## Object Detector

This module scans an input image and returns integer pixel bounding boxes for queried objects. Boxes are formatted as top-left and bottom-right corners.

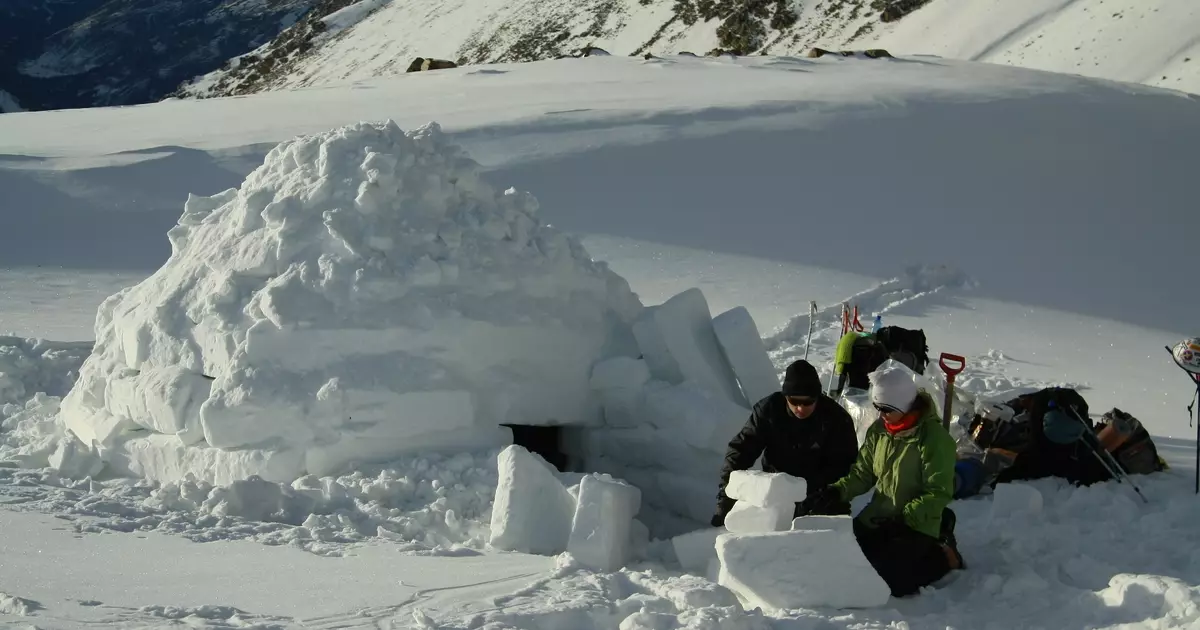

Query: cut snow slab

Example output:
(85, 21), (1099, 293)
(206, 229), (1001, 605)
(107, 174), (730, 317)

(566, 473), (641, 572)
(717, 529), (890, 611)
(632, 288), (745, 405)
(56, 119), (643, 485)
(712, 306), (779, 407)
(489, 445), (576, 556)
(671, 526), (725, 574)
(726, 470), (808, 507)
(723, 501), (793, 534)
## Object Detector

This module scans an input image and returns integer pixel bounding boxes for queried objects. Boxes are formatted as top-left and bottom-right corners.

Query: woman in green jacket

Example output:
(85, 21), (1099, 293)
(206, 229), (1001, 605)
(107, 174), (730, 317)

(800, 365), (965, 597)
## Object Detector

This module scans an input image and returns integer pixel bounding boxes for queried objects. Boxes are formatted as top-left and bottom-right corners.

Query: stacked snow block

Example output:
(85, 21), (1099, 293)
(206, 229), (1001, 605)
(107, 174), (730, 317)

(716, 515), (890, 611)
(723, 470), (808, 533)
(584, 288), (783, 534)
(489, 445), (645, 572)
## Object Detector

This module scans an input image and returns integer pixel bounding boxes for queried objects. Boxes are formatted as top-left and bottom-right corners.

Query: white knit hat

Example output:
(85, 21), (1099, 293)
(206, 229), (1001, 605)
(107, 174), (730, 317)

(869, 366), (918, 412)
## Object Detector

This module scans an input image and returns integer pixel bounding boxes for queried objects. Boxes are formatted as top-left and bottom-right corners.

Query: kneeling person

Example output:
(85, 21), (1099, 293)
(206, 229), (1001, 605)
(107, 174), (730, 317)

(712, 360), (859, 526)
(800, 365), (964, 597)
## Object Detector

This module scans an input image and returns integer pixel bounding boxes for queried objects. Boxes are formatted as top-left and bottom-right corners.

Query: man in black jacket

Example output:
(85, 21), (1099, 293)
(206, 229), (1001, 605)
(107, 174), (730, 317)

(711, 359), (860, 526)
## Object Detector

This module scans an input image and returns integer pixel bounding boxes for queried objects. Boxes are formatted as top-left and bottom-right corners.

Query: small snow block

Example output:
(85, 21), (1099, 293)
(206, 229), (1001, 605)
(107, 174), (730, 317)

(791, 514), (854, 533)
(489, 445), (576, 556)
(671, 526), (725, 573)
(567, 473), (642, 572)
(49, 434), (104, 479)
(990, 483), (1044, 519)
(590, 357), (651, 390)
(726, 470), (808, 507)
(724, 501), (793, 533)
(631, 289), (745, 405)
(717, 529), (890, 611)
(712, 307), (780, 407)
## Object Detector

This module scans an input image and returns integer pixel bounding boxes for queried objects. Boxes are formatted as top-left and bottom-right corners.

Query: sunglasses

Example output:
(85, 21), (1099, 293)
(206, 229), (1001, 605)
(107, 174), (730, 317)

(786, 396), (818, 407)
(873, 403), (903, 415)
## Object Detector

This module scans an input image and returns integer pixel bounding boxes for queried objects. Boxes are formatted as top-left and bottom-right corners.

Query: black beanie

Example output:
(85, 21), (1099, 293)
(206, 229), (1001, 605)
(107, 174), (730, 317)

(781, 360), (822, 397)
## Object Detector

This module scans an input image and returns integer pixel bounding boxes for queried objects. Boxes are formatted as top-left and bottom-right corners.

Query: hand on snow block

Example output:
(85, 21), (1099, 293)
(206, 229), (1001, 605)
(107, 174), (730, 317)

(726, 470), (808, 507)
(723, 501), (793, 533)
(716, 529), (890, 611)
(489, 445), (576, 556)
(566, 473), (642, 572)
(631, 288), (745, 405)
(712, 307), (780, 408)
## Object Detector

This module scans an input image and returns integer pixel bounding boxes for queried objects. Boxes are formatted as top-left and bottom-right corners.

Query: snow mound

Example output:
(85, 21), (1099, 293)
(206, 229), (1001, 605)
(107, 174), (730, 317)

(58, 120), (642, 485)
(0, 592), (41, 616)
(0, 336), (91, 411)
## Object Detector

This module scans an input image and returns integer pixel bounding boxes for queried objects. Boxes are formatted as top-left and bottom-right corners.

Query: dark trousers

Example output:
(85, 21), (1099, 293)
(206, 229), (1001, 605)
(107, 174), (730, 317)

(852, 508), (959, 597)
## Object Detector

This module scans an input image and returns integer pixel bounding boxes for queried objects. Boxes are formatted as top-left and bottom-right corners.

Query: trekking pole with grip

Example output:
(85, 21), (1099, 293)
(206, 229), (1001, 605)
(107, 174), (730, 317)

(1165, 341), (1200, 494)
(1064, 404), (1149, 504)
(804, 301), (817, 361)
(938, 353), (966, 430)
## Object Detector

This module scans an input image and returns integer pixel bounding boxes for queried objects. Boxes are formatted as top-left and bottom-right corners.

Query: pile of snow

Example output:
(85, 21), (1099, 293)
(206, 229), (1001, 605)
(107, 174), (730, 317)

(0, 592), (40, 616)
(321, 0), (391, 36)
(583, 288), (782, 536)
(57, 119), (643, 485)
(0, 337), (91, 411)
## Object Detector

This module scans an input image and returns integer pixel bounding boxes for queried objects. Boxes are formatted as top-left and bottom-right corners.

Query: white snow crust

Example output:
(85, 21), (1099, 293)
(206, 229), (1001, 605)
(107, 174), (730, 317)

(57, 120), (642, 485)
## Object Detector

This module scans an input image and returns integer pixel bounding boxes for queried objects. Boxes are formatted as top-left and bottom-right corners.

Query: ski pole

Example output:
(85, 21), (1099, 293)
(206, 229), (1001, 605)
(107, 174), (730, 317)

(804, 301), (817, 361)
(938, 353), (966, 429)
(1066, 404), (1149, 503)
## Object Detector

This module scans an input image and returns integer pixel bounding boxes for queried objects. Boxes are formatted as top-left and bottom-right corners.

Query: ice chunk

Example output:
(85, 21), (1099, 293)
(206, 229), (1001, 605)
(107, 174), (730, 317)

(567, 473), (642, 572)
(712, 307), (780, 407)
(991, 483), (1044, 518)
(671, 526), (725, 573)
(49, 434), (104, 479)
(726, 470), (808, 507)
(723, 501), (793, 533)
(489, 445), (576, 555)
(590, 357), (651, 390)
(717, 530), (890, 611)
(632, 288), (745, 405)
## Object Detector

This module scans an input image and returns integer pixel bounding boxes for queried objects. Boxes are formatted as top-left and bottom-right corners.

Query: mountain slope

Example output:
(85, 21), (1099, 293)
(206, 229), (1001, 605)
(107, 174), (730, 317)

(2, 0), (320, 112)
(175, 0), (1200, 99)
(0, 90), (22, 114)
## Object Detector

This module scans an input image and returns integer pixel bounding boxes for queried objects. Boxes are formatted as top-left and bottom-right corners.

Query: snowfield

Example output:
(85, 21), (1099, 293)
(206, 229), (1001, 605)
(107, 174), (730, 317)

(2, 53), (1200, 629)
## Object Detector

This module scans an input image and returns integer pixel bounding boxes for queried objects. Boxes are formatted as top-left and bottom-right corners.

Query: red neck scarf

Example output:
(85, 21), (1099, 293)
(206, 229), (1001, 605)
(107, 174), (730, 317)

(884, 410), (921, 435)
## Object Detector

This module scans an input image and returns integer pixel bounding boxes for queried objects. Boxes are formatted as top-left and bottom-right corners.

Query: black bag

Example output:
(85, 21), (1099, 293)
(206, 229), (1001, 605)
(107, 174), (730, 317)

(875, 326), (930, 375)
(1100, 409), (1167, 475)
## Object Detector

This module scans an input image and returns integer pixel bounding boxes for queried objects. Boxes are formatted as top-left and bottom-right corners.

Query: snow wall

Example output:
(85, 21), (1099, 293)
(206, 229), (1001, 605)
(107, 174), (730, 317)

(53, 119), (779, 538)
(58, 120), (648, 485)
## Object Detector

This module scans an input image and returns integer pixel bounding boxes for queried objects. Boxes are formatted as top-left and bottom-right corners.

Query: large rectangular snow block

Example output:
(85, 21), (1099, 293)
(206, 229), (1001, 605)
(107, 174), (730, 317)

(671, 526), (725, 574)
(632, 289), (745, 405)
(726, 470), (808, 507)
(724, 501), (793, 533)
(712, 307), (780, 407)
(489, 445), (576, 556)
(567, 473), (642, 572)
(716, 530), (890, 611)
(640, 381), (749, 452)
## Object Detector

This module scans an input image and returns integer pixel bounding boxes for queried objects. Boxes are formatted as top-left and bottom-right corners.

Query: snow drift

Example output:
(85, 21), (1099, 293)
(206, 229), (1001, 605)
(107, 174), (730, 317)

(58, 120), (643, 485)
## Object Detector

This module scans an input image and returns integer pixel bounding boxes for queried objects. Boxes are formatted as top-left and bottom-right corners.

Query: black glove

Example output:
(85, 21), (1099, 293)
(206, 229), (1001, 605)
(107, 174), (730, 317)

(796, 485), (839, 517)
(710, 512), (725, 528)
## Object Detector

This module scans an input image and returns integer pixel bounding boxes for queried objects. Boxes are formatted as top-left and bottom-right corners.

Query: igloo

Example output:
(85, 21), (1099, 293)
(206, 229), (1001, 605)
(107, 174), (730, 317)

(58, 120), (644, 485)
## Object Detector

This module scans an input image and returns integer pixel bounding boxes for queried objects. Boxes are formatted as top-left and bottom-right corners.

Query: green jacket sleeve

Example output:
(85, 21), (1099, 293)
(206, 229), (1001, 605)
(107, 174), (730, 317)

(833, 426), (878, 500)
(902, 427), (956, 536)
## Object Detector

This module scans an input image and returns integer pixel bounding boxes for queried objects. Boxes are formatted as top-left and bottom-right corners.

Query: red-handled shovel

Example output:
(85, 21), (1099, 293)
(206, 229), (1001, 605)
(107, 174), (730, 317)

(939, 353), (966, 429)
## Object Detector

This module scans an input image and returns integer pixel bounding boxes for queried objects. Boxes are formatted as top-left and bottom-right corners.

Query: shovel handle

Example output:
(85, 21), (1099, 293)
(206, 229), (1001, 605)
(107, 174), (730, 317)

(939, 353), (966, 382)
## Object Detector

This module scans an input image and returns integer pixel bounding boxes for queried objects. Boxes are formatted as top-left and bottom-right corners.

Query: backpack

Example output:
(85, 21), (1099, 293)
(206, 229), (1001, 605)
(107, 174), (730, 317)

(1098, 408), (1167, 475)
(874, 326), (930, 375)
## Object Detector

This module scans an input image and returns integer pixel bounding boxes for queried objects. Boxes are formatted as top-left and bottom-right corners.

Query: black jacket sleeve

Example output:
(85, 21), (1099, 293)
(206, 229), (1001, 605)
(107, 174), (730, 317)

(818, 401), (860, 489)
(716, 404), (768, 516)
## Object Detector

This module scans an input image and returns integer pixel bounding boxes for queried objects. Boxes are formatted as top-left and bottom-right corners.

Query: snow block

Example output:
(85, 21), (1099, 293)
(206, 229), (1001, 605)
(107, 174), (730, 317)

(726, 470), (808, 507)
(112, 434), (306, 486)
(640, 381), (749, 452)
(712, 307), (780, 407)
(49, 434), (104, 479)
(632, 288), (745, 405)
(724, 501), (793, 533)
(567, 473), (642, 572)
(717, 530), (890, 611)
(489, 445), (576, 556)
(990, 483), (1044, 519)
(105, 367), (212, 443)
(671, 526), (725, 573)
(590, 356), (651, 391)
(791, 515), (854, 533)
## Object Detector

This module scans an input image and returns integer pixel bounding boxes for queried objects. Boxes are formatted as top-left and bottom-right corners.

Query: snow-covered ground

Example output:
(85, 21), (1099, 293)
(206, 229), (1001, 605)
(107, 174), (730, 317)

(2, 54), (1199, 628)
